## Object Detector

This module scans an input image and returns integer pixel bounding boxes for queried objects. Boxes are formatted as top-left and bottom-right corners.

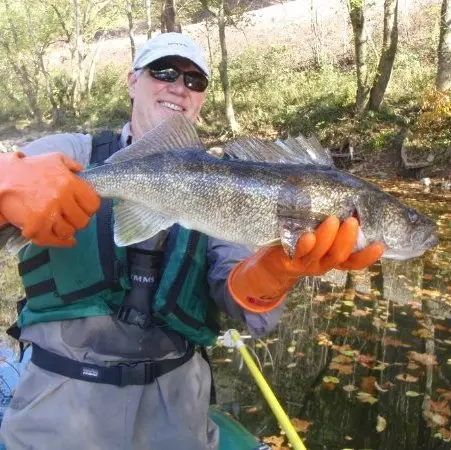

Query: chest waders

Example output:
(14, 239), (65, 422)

(7, 131), (220, 389)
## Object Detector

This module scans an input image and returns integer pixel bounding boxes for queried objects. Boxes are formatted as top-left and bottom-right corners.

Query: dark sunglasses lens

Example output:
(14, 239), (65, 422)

(184, 73), (208, 92)
(149, 68), (179, 82)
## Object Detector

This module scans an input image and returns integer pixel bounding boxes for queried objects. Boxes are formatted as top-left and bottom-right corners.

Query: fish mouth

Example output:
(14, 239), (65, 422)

(382, 232), (439, 261)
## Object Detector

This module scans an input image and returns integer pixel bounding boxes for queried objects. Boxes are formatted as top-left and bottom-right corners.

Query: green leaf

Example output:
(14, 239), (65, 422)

(323, 376), (340, 384)
(406, 391), (421, 397)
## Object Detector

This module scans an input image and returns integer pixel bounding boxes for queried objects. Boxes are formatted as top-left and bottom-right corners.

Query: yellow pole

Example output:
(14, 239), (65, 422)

(228, 329), (307, 450)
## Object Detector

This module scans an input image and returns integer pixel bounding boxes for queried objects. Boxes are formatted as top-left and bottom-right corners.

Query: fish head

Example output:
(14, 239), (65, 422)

(354, 191), (439, 260)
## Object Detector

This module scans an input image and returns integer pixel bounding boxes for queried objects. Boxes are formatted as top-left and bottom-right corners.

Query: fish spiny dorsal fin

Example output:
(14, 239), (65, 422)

(223, 138), (307, 164)
(223, 134), (334, 167)
(106, 114), (205, 164)
(280, 135), (334, 167)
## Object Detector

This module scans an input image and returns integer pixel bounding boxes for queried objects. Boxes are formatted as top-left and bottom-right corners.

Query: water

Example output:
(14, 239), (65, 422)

(0, 180), (449, 449)
(212, 180), (451, 450)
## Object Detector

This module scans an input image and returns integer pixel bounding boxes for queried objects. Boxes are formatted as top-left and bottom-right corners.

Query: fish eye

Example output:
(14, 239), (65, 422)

(407, 210), (419, 224)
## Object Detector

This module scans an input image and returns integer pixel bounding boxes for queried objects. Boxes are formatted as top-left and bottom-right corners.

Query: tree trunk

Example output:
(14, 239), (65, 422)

(125, 0), (136, 63)
(436, 0), (451, 90)
(367, 0), (399, 111)
(217, 0), (240, 134)
(348, 0), (369, 115)
(145, 0), (152, 39)
(161, 0), (181, 33)
(310, 0), (323, 68)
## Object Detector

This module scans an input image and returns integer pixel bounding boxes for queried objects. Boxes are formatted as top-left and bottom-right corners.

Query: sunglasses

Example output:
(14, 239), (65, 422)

(147, 65), (209, 93)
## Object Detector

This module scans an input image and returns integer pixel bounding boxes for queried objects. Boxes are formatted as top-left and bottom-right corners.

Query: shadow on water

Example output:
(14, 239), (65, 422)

(0, 180), (449, 449)
(212, 180), (451, 450)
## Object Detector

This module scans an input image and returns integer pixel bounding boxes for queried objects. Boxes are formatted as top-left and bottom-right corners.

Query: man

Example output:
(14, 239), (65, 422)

(0, 33), (383, 449)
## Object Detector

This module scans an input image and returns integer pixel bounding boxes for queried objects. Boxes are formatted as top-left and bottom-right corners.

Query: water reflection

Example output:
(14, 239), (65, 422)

(212, 180), (450, 449)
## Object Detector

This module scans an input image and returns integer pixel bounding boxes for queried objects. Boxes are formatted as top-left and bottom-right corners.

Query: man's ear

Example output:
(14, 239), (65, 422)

(127, 71), (137, 99)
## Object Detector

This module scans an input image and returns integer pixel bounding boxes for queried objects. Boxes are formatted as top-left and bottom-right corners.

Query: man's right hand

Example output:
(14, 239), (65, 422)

(0, 151), (100, 247)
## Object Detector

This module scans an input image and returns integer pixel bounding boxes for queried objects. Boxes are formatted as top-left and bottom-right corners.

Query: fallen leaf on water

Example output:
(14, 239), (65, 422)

(323, 376), (340, 384)
(407, 362), (421, 371)
(375, 381), (394, 392)
(357, 391), (378, 405)
(286, 363), (297, 369)
(352, 309), (370, 317)
(245, 406), (259, 414)
(430, 400), (451, 416)
(360, 376), (377, 394)
(438, 428), (451, 439)
(262, 435), (285, 449)
(290, 417), (312, 433)
(376, 415), (387, 432)
(332, 355), (353, 364)
(408, 351), (438, 366)
(412, 328), (434, 339)
(406, 391), (422, 397)
(396, 373), (419, 383)
(329, 362), (353, 375)
(343, 384), (358, 392)
(431, 414), (449, 426)
(287, 346), (296, 354)
(383, 337), (411, 348)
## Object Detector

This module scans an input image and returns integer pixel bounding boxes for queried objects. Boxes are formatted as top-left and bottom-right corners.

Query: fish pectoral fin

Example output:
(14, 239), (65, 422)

(255, 238), (282, 249)
(105, 115), (204, 164)
(113, 201), (174, 247)
(278, 216), (327, 257)
(0, 225), (29, 260)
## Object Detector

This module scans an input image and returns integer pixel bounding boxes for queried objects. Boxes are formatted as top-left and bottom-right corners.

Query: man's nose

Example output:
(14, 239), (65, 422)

(168, 75), (186, 95)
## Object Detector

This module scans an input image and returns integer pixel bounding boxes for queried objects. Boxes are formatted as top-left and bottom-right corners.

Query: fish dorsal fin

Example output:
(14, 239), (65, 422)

(289, 135), (334, 167)
(223, 138), (304, 163)
(113, 200), (174, 246)
(106, 114), (204, 164)
(223, 134), (334, 167)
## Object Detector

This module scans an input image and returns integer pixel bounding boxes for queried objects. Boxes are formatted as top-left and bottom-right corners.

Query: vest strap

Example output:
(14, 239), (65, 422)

(31, 343), (195, 386)
(24, 279), (56, 299)
(18, 250), (50, 276)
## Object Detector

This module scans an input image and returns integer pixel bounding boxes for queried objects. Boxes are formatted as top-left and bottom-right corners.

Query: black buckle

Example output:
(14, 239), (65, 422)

(114, 306), (154, 329)
(119, 361), (155, 386)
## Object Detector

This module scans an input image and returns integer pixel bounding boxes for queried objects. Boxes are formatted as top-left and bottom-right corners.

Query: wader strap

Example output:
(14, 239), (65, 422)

(31, 343), (195, 387)
(200, 346), (217, 405)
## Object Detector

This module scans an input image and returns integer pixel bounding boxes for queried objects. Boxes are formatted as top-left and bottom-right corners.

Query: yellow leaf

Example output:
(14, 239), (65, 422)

(289, 417), (312, 433)
(376, 415), (387, 432)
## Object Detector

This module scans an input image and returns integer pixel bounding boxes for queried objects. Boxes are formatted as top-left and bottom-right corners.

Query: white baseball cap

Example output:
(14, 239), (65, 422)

(133, 32), (209, 77)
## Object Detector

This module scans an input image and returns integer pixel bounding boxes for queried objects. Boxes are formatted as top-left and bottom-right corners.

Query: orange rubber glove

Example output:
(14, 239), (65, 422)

(228, 216), (385, 313)
(0, 151), (100, 247)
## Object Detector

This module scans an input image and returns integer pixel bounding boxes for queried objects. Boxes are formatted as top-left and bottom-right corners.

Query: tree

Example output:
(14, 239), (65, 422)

(367, 0), (399, 111)
(161, 0), (182, 32)
(200, 0), (240, 133)
(0, 0), (62, 124)
(436, 0), (451, 91)
(145, 0), (152, 39)
(347, 0), (369, 115)
(347, 0), (399, 114)
(125, 0), (137, 62)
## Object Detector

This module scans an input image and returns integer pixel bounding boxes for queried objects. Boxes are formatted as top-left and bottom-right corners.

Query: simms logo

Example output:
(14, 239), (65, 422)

(131, 274), (155, 284)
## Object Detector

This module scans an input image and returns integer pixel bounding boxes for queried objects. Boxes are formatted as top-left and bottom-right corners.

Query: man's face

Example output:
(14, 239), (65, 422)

(128, 56), (207, 140)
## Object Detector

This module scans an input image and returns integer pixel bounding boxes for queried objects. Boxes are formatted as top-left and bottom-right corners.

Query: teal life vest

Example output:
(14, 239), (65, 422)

(14, 131), (221, 346)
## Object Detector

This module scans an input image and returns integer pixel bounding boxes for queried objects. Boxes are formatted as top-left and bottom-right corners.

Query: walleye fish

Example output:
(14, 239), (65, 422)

(0, 115), (438, 260)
